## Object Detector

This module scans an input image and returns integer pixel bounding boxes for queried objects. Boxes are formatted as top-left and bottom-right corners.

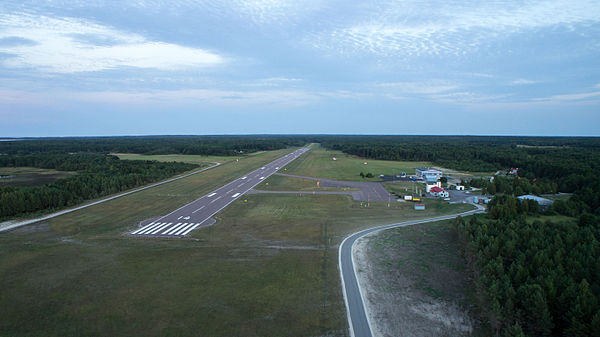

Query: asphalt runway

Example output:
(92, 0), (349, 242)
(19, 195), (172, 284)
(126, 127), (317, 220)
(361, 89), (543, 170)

(130, 147), (310, 238)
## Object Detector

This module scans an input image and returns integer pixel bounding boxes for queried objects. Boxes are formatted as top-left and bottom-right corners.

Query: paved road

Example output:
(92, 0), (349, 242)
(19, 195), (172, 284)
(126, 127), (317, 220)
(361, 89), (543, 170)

(0, 162), (222, 233)
(339, 204), (485, 337)
(131, 148), (310, 238)
(274, 173), (392, 202)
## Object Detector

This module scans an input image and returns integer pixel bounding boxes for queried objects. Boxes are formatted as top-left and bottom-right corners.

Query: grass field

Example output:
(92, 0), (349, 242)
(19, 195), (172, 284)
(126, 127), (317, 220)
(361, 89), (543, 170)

(0, 147), (475, 336)
(284, 144), (431, 181)
(0, 167), (77, 187)
(114, 153), (242, 165)
(254, 174), (358, 192)
(382, 181), (425, 197)
(357, 219), (491, 336)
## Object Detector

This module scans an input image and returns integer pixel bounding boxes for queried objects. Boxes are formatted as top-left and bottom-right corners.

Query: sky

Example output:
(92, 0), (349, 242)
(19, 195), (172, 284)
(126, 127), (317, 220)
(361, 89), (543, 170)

(0, 0), (599, 137)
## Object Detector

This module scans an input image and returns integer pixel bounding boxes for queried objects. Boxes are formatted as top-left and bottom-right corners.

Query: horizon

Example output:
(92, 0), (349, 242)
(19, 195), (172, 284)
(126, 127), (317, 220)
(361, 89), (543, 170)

(1, 1), (599, 137)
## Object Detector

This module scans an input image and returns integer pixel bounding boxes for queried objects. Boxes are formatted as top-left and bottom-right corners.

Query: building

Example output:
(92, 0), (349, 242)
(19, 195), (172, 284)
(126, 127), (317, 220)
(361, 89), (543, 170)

(426, 181), (441, 192)
(517, 195), (553, 209)
(416, 167), (442, 180)
(429, 186), (449, 198)
(455, 185), (465, 191)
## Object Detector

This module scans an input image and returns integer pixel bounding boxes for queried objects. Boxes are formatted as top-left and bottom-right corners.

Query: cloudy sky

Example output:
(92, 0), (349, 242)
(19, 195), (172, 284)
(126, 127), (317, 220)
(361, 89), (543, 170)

(1, 1), (599, 136)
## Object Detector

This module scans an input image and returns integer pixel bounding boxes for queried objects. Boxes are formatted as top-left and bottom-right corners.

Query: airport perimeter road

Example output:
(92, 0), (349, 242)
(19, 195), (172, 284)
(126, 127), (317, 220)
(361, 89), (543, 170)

(131, 147), (310, 238)
(339, 204), (485, 337)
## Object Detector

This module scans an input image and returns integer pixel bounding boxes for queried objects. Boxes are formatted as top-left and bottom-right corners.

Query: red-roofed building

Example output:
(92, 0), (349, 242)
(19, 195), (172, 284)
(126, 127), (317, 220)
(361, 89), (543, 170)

(429, 186), (449, 198)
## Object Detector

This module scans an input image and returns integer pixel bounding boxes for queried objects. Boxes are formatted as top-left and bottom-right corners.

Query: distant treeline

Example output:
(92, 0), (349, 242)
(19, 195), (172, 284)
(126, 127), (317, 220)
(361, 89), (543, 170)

(453, 196), (600, 337)
(0, 153), (197, 219)
(0, 135), (311, 156)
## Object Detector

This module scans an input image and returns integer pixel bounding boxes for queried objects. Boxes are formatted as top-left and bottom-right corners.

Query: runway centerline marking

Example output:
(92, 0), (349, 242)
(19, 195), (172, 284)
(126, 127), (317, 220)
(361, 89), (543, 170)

(192, 206), (205, 213)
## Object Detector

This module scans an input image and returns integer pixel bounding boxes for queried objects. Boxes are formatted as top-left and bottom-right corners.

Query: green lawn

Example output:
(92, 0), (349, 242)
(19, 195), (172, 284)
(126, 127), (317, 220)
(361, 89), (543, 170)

(114, 153), (242, 165)
(0, 167), (77, 187)
(0, 147), (475, 337)
(254, 174), (358, 192)
(284, 144), (431, 181)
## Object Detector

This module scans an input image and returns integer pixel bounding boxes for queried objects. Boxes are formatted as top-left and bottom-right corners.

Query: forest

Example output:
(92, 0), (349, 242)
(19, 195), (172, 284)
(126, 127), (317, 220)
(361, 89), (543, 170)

(0, 153), (197, 219)
(0, 135), (310, 156)
(453, 197), (600, 337)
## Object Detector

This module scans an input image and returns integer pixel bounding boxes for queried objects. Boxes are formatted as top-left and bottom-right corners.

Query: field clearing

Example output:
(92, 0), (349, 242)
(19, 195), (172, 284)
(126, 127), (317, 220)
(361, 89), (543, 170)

(284, 144), (431, 181)
(0, 167), (77, 187)
(0, 146), (475, 336)
(254, 174), (358, 192)
(355, 219), (490, 336)
(114, 153), (242, 165)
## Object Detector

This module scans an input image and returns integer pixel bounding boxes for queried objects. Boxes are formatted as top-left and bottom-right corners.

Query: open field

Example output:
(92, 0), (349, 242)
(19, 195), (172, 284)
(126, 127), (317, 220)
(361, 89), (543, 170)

(0, 167), (77, 187)
(0, 147), (475, 336)
(254, 174), (358, 192)
(355, 219), (491, 336)
(114, 153), (242, 165)
(284, 144), (432, 181)
(383, 181), (425, 197)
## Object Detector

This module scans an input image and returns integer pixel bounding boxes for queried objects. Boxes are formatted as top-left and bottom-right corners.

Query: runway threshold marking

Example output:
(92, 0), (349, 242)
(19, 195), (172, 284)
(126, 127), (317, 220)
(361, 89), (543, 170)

(166, 222), (188, 235)
(161, 222), (182, 234)
(137, 222), (164, 235)
(181, 223), (202, 236)
(174, 223), (195, 236)
(131, 222), (155, 234)
(149, 222), (172, 235)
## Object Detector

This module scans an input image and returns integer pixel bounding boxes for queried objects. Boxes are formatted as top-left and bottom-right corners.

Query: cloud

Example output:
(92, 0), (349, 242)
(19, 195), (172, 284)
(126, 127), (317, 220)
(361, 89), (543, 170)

(310, 0), (600, 56)
(0, 88), (319, 108)
(0, 13), (224, 73)
(533, 91), (600, 102)
(510, 79), (539, 85)
(377, 81), (459, 95)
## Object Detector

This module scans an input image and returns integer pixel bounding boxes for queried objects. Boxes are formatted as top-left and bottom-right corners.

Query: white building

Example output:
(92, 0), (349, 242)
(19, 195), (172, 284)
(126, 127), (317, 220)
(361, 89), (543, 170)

(416, 167), (442, 180)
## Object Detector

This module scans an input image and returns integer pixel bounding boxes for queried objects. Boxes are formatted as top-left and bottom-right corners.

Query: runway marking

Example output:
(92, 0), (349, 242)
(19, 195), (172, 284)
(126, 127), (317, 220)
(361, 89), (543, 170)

(165, 222), (188, 235)
(226, 189), (233, 194)
(207, 192), (217, 197)
(161, 222), (182, 234)
(259, 176), (265, 180)
(181, 223), (202, 236)
(149, 222), (172, 235)
(210, 196), (222, 203)
(237, 183), (244, 187)
(137, 222), (164, 235)
(174, 223), (195, 236)
(131, 222), (155, 234)
(192, 206), (205, 213)
(232, 193), (240, 198)
(241, 176), (247, 180)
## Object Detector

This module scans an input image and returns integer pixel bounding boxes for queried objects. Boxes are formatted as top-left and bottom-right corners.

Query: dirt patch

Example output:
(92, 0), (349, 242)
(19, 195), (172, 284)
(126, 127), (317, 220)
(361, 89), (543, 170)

(354, 221), (488, 337)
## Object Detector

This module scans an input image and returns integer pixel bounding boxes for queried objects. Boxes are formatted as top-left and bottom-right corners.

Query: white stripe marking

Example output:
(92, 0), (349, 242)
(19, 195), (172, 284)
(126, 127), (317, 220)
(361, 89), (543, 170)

(241, 176), (247, 180)
(237, 183), (244, 187)
(166, 222), (188, 235)
(149, 222), (172, 235)
(226, 189), (233, 194)
(259, 176), (265, 180)
(192, 206), (205, 213)
(137, 222), (164, 235)
(210, 196), (222, 203)
(131, 222), (155, 234)
(232, 193), (240, 198)
(174, 223), (195, 235)
(207, 192), (216, 197)
(161, 222), (181, 234)
(181, 223), (202, 236)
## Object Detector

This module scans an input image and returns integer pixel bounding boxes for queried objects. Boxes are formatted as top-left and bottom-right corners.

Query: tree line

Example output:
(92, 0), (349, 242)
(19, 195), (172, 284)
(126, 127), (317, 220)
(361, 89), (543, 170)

(0, 153), (197, 219)
(453, 196), (600, 336)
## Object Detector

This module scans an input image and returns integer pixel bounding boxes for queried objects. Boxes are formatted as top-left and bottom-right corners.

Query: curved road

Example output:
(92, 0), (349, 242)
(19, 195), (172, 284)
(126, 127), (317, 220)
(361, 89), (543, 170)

(339, 204), (485, 337)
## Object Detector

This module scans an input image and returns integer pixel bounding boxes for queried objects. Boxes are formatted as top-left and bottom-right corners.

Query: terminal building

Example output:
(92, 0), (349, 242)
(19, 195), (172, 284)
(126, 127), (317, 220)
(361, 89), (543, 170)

(416, 167), (443, 180)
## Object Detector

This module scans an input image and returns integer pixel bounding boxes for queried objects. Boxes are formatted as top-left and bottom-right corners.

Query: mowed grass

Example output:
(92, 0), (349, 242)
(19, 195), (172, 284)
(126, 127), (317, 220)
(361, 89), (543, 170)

(0, 146), (475, 337)
(114, 153), (242, 165)
(254, 174), (357, 192)
(0, 167), (77, 187)
(284, 144), (431, 181)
